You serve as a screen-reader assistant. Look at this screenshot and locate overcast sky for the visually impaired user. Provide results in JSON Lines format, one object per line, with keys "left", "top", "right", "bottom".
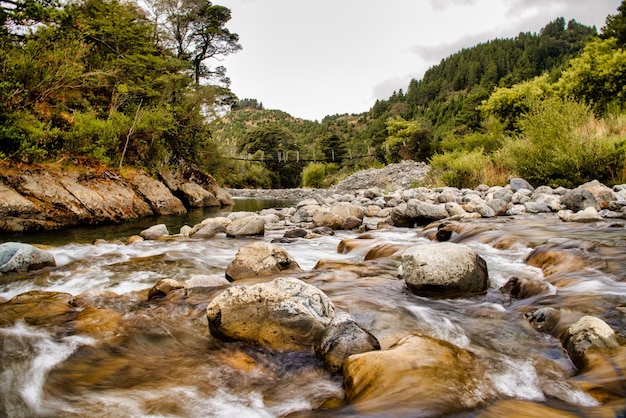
{"left": 216, "top": 0, "right": 620, "bottom": 121}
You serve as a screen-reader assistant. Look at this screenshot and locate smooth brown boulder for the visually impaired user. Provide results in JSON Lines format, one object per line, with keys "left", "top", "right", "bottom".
{"left": 343, "top": 334, "right": 487, "bottom": 416}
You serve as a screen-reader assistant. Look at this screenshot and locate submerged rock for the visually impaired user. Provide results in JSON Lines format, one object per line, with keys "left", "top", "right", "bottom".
{"left": 343, "top": 334, "right": 487, "bottom": 416}
{"left": 0, "top": 242, "right": 56, "bottom": 274}
{"left": 225, "top": 241, "right": 302, "bottom": 281}
{"left": 0, "top": 290, "right": 76, "bottom": 326}
{"left": 399, "top": 242, "right": 489, "bottom": 297}
{"left": 206, "top": 277, "right": 335, "bottom": 351}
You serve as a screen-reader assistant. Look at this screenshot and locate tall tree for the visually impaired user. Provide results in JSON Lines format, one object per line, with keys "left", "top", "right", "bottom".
{"left": 150, "top": 0, "right": 241, "bottom": 85}
{"left": 602, "top": 0, "right": 626, "bottom": 46}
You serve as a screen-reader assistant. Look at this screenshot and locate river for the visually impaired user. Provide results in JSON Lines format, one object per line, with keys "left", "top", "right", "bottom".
{"left": 1, "top": 199, "right": 625, "bottom": 417}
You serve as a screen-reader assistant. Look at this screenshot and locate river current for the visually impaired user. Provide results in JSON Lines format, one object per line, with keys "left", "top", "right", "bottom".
{"left": 1, "top": 199, "right": 625, "bottom": 417}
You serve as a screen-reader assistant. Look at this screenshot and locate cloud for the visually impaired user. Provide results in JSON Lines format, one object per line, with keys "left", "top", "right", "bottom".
{"left": 372, "top": 72, "right": 423, "bottom": 101}
{"left": 430, "top": 0, "right": 478, "bottom": 11}
{"left": 410, "top": 31, "right": 496, "bottom": 63}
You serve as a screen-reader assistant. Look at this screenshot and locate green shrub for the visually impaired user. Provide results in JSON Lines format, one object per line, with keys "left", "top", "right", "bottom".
{"left": 494, "top": 97, "right": 626, "bottom": 187}
{"left": 302, "top": 162, "right": 327, "bottom": 188}
{"left": 428, "top": 149, "right": 498, "bottom": 189}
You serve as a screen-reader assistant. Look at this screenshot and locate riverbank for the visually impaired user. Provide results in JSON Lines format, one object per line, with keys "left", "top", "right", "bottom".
{"left": 0, "top": 160, "right": 232, "bottom": 233}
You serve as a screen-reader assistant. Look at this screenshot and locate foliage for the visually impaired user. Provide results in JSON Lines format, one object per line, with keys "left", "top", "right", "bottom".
{"left": 602, "top": 0, "right": 626, "bottom": 46}
{"left": 494, "top": 98, "right": 626, "bottom": 187}
{"left": 301, "top": 162, "right": 338, "bottom": 188}
{"left": 556, "top": 37, "right": 626, "bottom": 115}
{"left": 0, "top": 0, "right": 238, "bottom": 174}
{"left": 383, "top": 116, "right": 431, "bottom": 163}
{"left": 428, "top": 149, "right": 500, "bottom": 189}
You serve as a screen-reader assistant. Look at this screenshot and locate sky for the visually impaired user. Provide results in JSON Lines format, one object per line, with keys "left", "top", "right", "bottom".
{"left": 216, "top": 0, "right": 621, "bottom": 121}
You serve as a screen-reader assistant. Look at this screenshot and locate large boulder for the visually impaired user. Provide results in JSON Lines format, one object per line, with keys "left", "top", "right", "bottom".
{"left": 313, "top": 202, "right": 364, "bottom": 230}
{"left": 225, "top": 216, "right": 265, "bottom": 237}
{"left": 578, "top": 180, "right": 616, "bottom": 209}
{"left": 399, "top": 242, "right": 489, "bottom": 296}
{"left": 561, "top": 188, "right": 601, "bottom": 212}
{"left": 159, "top": 159, "right": 233, "bottom": 207}
{"left": 0, "top": 242, "right": 56, "bottom": 274}
{"left": 206, "top": 277, "right": 336, "bottom": 351}
{"left": 225, "top": 242, "right": 302, "bottom": 281}
{"left": 343, "top": 334, "right": 487, "bottom": 416}
{"left": 315, "top": 312, "right": 381, "bottom": 372}
{"left": 391, "top": 199, "right": 449, "bottom": 227}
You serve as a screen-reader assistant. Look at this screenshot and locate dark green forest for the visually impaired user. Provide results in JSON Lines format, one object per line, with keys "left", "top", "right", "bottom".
{"left": 2, "top": 0, "right": 626, "bottom": 189}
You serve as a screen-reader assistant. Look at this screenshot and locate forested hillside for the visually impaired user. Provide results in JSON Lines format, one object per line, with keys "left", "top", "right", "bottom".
{"left": 212, "top": 15, "right": 619, "bottom": 189}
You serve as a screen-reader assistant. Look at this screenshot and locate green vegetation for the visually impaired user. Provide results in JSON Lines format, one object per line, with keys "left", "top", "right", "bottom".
{"left": 3, "top": 0, "right": 626, "bottom": 190}
{"left": 1, "top": 0, "right": 239, "bottom": 174}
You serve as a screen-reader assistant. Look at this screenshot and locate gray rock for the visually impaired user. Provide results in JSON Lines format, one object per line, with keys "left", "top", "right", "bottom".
{"left": 225, "top": 241, "right": 301, "bottom": 281}
{"left": 464, "top": 200, "right": 496, "bottom": 218}
{"left": 562, "top": 188, "right": 601, "bottom": 212}
{"left": 185, "top": 274, "right": 230, "bottom": 288}
{"left": 487, "top": 199, "right": 510, "bottom": 216}
{"left": 179, "top": 182, "right": 220, "bottom": 207}
{"left": 315, "top": 312, "right": 381, "bottom": 372}
{"left": 523, "top": 202, "right": 552, "bottom": 213}
{"left": 191, "top": 221, "right": 226, "bottom": 238}
{"left": 578, "top": 180, "right": 616, "bottom": 209}
{"left": 206, "top": 277, "right": 336, "bottom": 351}
{"left": 0, "top": 242, "right": 56, "bottom": 274}
{"left": 399, "top": 242, "right": 489, "bottom": 296}
{"left": 558, "top": 207, "right": 603, "bottom": 223}
{"left": 226, "top": 216, "right": 265, "bottom": 237}
{"left": 140, "top": 224, "right": 169, "bottom": 240}
{"left": 510, "top": 178, "right": 534, "bottom": 192}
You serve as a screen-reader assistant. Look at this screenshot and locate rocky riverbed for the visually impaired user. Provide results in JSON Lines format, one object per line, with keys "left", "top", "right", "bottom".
{"left": 1, "top": 163, "right": 626, "bottom": 417}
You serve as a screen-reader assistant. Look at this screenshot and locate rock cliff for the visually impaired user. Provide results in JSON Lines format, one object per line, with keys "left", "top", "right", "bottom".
{"left": 0, "top": 161, "right": 231, "bottom": 232}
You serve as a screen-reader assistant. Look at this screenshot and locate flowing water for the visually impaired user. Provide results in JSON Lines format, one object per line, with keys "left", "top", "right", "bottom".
{"left": 1, "top": 202, "right": 625, "bottom": 417}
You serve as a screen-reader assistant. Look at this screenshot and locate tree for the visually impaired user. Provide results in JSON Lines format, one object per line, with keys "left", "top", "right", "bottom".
{"left": 151, "top": 0, "right": 241, "bottom": 85}
{"left": 602, "top": 0, "right": 626, "bottom": 46}
{"left": 383, "top": 116, "right": 431, "bottom": 163}
{"left": 557, "top": 37, "right": 626, "bottom": 114}
{"left": 239, "top": 125, "right": 301, "bottom": 188}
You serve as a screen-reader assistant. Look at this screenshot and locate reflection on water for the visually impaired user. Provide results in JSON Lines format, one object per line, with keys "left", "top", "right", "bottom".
{"left": 0, "top": 210, "right": 625, "bottom": 417}
{"left": 1, "top": 198, "right": 296, "bottom": 246}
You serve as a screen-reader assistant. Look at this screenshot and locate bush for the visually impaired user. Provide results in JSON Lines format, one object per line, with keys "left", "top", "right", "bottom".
{"left": 494, "top": 97, "right": 626, "bottom": 187}
{"left": 427, "top": 149, "right": 505, "bottom": 189}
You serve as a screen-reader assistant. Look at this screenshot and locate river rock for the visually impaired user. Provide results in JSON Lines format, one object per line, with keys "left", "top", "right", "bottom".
{"left": 312, "top": 210, "right": 345, "bottom": 230}
{"left": 399, "top": 242, "right": 489, "bottom": 296}
{"left": 130, "top": 173, "right": 186, "bottom": 215}
{"left": 140, "top": 224, "right": 169, "bottom": 240}
{"left": 0, "top": 290, "right": 76, "bottom": 327}
{"left": 499, "top": 276, "right": 554, "bottom": 299}
{"left": 562, "top": 316, "right": 619, "bottom": 370}
{"left": 225, "top": 241, "right": 302, "bottom": 281}
{"left": 159, "top": 159, "right": 233, "bottom": 207}
{"left": 179, "top": 182, "right": 221, "bottom": 207}
{"left": 558, "top": 207, "right": 603, "bottom": 223}
{"left": 315, "top": 312, "right": 381, "bottom": 372}
{"left": 343, "top": 334, "right": 487, "bottom": 416}
{"left": 72, "top": 306, "right": 123, "bottom": 342}
{"left": 578, "top": 180, "right": 616, "bottom": 209}
{"left": 391, "top": 200, "right": 449, "bottom": 227}
{"left": 562, "top": 188, "right": 600, "bottom": 212}
{"left": 148, "top": 278, "right": 185, "bottom": 300}
{"left": 190, "top": 221, "right": 226, "bottom": 238}
{"left": 185, "top": 274, "right": 230, "bottom": 288}
{"left": 0, "top": 242, "right": 56, "bottom": 274}
{"left": 225, "top": 216, "right": 265, "bottom": 237}
{"left": 206, "top": 277, "right": 336, "bottom": 351}
{"left": 510, "top": 177, "right": 534, "bottom": 192}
